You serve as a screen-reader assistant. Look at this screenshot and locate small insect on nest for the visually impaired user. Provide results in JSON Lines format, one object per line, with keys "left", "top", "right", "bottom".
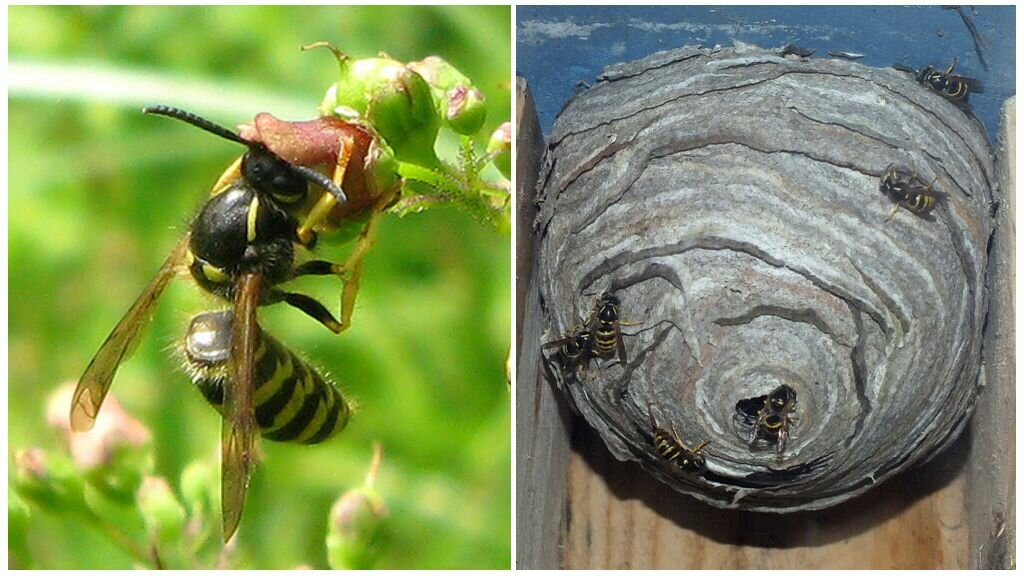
{"left": 536, "top": 43, "right": 994, "bottom": 512}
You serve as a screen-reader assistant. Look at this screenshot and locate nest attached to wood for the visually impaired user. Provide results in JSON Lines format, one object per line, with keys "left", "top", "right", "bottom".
{"left": 536, "top": 43, "right": 995, "bottom": 512}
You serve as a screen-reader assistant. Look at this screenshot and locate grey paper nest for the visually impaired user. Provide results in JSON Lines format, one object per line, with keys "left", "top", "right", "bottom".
{"left": 535, "top": 44, "right": 995, "bottom": 512}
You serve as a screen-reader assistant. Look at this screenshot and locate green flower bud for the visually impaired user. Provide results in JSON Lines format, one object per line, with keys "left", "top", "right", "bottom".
{"left": 180, "top": 460, "right": 217, "bottom": 520}
{"left": 9, "top": 488, "right": 32, "bottom": 568}
{"left": 408, "top": 56, "right": 487, "bottom": 135}
{"left": 444, "top": 85, "right": 487, "bottom": 135}
{"left": 326, "top": 489, "right": 387, "bottom": 570}
{"left": 365, "top": 134, "right": 403, "bottom": 203}
{"left": 47, "top": 384, "right": 154, "bottom": 504}
{"left": 326, "top": 445, "right": 387, "bottom": 570}
{"left": 309, "top": 42, "right": 440, "bottom": 168}
{"left": 13, "top": 448, "right": 87, "bottom": 513}
{"left": 487, "top": 122, "right": 512, "bottom": 178}
{"left": 137, "top": 476, "right": 186, "bottom": 546}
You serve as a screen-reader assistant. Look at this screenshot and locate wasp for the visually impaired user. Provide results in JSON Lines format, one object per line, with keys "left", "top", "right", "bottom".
{"left": 895, "top": 57, "right": 984, "bottom": 106}
{"left": 69, "top": 105, "right": 398, "bottom": 541}
{"left": 184, "top": 310, "right": 352, "bottom": 444}
{"left": 879, "top": 163, "right": 946, "bottom": 221}
{"left": 736, "top": 385, "right": 797, "bottom": 454}
{"left": 916, "top": 57, "right": 984, "bottom": 105}
{"left": 585, "top": 292, "right": 628, "bottom": 366}
{"left": 648, "top": 407, "right": 708, "bottom": 474}
{"left": 542, "top": 328, "right": 594, "bottom": 373}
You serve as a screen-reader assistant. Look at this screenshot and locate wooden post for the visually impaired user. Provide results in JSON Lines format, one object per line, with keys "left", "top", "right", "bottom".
{"left": 967, "top": 96, "right": 1016, "bottom": 569}
{"left": 516, "top": 78, "right": 573, "bottom": 569}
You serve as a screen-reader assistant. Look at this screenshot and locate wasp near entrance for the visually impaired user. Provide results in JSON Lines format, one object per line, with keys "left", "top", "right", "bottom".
{"left": 736, "top": 384, "right": 797, "bottom": 454}
{"left": 69, "top": 105, "right": 398, "bottom": 541}
{"left": 879, "top": 163, "right": 946, "bottom": 221}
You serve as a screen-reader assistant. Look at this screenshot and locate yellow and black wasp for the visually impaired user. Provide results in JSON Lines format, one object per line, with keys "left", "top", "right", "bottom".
{"left": 895, "top": 57, "right": 984, "bottom": 107}
{"left": 879, "top": 163, "right": 946, "bottom": 221}
{"left": 585, "top": 292, "right": 628, "bottom": 366}
{"left": 648, "top": 406, "right": 708, "bottom": 474}
{"left": 69, "top": 105, "right": 399, "bottom": 541}
{"left": 183, "top": 310, "right": 352, "bottom": 445}
{"left": 736, "top": 385, "right": 797, "bottom": 454}
{"left": 542, "top": 328, "right": 595, "bottom": 376}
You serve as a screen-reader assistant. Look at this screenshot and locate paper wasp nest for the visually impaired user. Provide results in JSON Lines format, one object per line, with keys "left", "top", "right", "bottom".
{"left": 535, "top": 44, "right": 995, "bottom": 511}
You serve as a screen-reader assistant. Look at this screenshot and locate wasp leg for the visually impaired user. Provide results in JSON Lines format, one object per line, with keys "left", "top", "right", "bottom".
{"left": 270, "top": 289, "right": 343, "bottom": 333}
{"left": 337, "top": 259, "right": 364, "bottom": 334}
{"left": 776, "top": 424, "right": 789, "bottom": 454}
{"left": 210, "top": 157, "right": 243, "bottom": 195}
{"left": 884, "top": 203, "right": 900, "bottom": 222}
{"left": 296, "top": 134, "right": 356, "bottom": 246}
{"left": 748, "top": 415, "right": 762, "bottom": 444}
{"left": 293, "top": 259, "right": 338, "bottom": 277}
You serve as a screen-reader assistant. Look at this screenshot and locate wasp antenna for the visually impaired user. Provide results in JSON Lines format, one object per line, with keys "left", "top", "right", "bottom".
{"left": 945, "top": 56, "right": 958, "bottom": 76}
{"left": 143, "top": 105, "right": 249, "bottom": 146}
{"left": 289, "top": 165, "right": 348, "bottom": 205}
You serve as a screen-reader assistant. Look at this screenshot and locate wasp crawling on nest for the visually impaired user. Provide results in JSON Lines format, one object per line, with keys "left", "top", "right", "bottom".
{"left": 542, "top": 327, "right": 595, "bottom": 380}
{"left": 736, "top": 385, "right": 798, "bottom": 454}
{"left": 541, "top": 291, "right": 632, "bottom": 385}
{"left": 879, "top": 163, "right": 947, "bottom": 221}
{"left": 648, "top": 406, "right": 708, "bottom": 474}
{"left": 894, "top": 57, "right": 984, "bottom": 108}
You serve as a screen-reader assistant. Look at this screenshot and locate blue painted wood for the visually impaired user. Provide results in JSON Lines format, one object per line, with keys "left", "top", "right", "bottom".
{"left": 517, "top": 5, "right": 1015, "bottom": 142}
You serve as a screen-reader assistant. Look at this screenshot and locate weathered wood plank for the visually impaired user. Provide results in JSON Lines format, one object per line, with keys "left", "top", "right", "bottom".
{"left": 515, "top": 77, "right": 545, "bottom": 355}
{"left": 515, "top": 78, "right": 573, "bottom": 569}
{"left": 564, "top": 422, "right": 969, "bottom": 569}
{"left": 967, "top": 96, "right": 1015, "bottom": 569}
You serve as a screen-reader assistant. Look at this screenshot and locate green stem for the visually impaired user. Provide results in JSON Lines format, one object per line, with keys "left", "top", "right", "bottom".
{"left": 79, "top": 507, "right": 154, "bottom": 567}
{"left": 395, "top": 161, "right": 459, "bottom": 196}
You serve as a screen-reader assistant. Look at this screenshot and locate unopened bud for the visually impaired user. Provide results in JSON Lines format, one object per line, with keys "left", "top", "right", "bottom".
{"left": 138, "top": 476, "right": 186, "bottom": 546}
{"left": 180, "top": 460, "right": 217, "bottom": 519}
{"left": 487, "top": 122, "right": 512, "bottom": 178}
{"left": 310, "top": 42, "right": 440, "bottom": 168}
{"left": 9, "top": 487, "right": 32, "bottom": 568}
{"left": 409, "top": 56, "right": 487, "bottom": 135}
{"left": 326, "top": 444, "right": 387, "bottom": 570}
{"left": 48, "top": 383, "right": 154, "bottom": 503}
{"left": 13, "top": 448, "right": 86, "bottom": 513}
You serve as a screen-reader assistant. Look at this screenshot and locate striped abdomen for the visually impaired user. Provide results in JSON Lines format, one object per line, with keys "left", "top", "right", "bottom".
{"left": 653, "top": 428, "right": 706, "bottom": 473}
{"left": 184, "top": 311, "right": 351, "bottom": 444}
{"left": 590, "top": 295, "right": 620, "bottom": 357}
{"left": 654, "top": 428, "right": 684, "bottom": 463}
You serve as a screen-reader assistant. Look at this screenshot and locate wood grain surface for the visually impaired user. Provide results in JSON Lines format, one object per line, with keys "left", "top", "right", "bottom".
{"left": 516, "top": 78, "right": 573, "bottom": 569}
{"left": 564, "top": 420, "right": 969, "bottom": 569}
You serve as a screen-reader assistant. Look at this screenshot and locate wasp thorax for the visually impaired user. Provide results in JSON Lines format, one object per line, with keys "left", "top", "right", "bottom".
{"left": 188, "top": 186, "right": 295, "bottom": 292}
{"left": 539, "top": 44, "right": 993, "bottom": 512}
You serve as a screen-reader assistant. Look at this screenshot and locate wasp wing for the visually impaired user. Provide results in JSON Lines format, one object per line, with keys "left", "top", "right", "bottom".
{"left": 540, "top": 334, "right": 576, "bottom": 350}
{"left": 951, "top": 75, "right": 985, "bottom": 94}
{"left": 70, "top": 234, "right": 190, "bottom": 432}
{"left": 614, "top": 321, "right": 628, "bottom": 366}
{"left": 221, "top": 271, "right": 262, "bottom": 542}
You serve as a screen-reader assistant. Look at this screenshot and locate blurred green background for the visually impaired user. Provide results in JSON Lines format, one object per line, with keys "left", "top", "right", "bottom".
{"left": 9, "top": 5, "right": 511, "bottom": 569}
